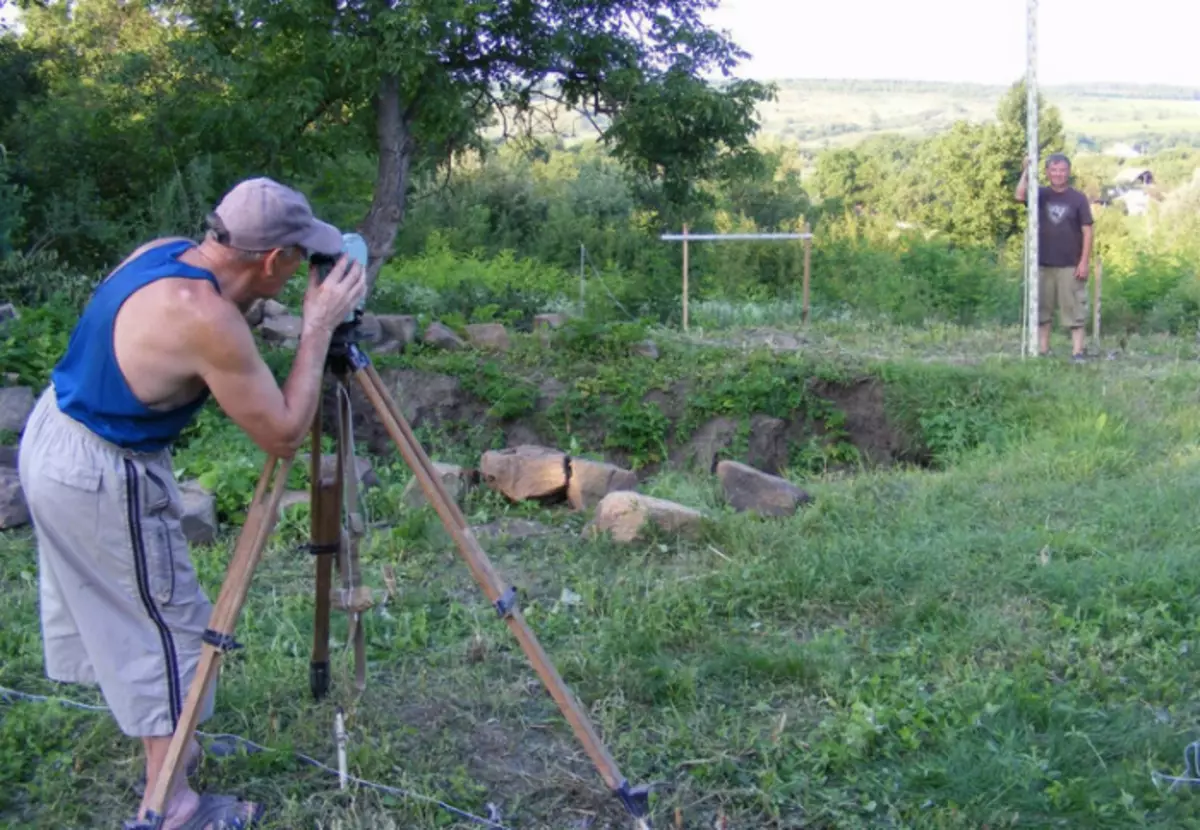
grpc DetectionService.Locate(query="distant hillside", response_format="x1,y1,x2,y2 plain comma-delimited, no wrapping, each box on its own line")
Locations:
755,79,1200,153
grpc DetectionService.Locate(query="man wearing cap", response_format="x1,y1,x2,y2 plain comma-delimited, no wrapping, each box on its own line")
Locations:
17,178,366,828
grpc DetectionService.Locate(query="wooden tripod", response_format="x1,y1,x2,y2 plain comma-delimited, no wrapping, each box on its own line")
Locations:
129,326,654,829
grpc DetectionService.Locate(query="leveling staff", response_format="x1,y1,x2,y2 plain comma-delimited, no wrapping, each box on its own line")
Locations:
17,178,367,829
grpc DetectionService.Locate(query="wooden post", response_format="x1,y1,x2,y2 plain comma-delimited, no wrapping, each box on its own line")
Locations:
802,222,811,326
682,223,689,332
1093,254,1103,347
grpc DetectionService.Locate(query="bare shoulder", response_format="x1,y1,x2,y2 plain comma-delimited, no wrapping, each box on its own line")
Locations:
168,282,258,371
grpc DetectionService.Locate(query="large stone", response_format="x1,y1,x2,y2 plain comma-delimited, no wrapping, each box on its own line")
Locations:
356,312,383,343
298,454,379,490
673,416,738,473
480,445,569,502
261,299,289,319
465,322,510,352
260,314,303,344
0,303,17,327
716,460,811,517
376,315,419,347
567,458,638,511
0,386,34,435
243,299,266,327
584,491,704,544
423,321,466,351
178,480,218,545
747,415,789,475
402,462,471,508
0,466,29,529
278,490,311,512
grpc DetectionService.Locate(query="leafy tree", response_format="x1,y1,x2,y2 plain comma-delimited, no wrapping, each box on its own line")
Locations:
167,0,775,286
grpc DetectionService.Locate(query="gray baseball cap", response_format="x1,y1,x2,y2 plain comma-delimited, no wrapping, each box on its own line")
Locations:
209,177,342,256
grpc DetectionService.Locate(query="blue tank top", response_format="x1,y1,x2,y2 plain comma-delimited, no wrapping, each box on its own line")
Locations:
51,240,221,453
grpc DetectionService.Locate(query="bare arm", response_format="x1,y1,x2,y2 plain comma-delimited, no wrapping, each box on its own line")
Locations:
188,258,366,458
192,305,335,458
1077,224,1094,278
1015,161,1030,203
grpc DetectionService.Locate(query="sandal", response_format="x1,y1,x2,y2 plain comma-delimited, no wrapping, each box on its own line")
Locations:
171,793,265,829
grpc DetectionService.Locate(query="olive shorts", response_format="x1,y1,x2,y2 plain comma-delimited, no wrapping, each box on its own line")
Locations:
17,385,215,737
1038,265,1088,329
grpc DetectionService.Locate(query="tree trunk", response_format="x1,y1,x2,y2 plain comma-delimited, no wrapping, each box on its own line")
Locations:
357,73,414,292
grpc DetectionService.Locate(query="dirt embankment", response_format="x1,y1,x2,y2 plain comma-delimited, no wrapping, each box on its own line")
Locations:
324,367,930,478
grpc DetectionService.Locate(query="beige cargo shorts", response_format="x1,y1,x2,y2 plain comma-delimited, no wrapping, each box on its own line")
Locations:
17,385,215,737
1038,265,1088,329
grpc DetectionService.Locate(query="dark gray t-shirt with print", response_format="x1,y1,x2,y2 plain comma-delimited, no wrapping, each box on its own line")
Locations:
1038,185,1093,268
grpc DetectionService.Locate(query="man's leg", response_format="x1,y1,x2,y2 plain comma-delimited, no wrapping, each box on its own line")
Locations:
18,388,259,828
1037,266,1054,354
1059,267,1089,358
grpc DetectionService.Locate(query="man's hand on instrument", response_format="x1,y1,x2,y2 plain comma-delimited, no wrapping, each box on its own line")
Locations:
303,255,367,335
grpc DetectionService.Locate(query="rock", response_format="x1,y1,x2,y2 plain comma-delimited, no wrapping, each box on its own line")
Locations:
388,370,485,429
423,321,467,351
376,315,419,347
747,415,789,475
480,445,569,502
674,416,738,473
402,462,470,508
567,458,638,510
584,491,704,543
533,313,567,330
297,454,379,489
243,299,266,327
356,312,383,343
716,460,811,517
322,368,492,460
0,303,17,326
278,490,310,512
0,467,29,529
632,340,659,360
0,386,35,435
465,322,510,351
0,445,17,468
261,299,289,319
178,480,217,545
260,314,303,343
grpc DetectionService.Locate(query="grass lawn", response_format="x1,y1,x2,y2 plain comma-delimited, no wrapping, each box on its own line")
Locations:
5,319,1200,829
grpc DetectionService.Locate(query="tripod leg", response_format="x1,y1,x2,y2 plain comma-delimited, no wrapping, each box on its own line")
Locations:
349,363,652,827
131,455,294,830
309,409,337,700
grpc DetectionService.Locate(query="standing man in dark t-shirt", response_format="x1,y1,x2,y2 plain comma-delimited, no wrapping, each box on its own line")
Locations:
1015,153,1094,360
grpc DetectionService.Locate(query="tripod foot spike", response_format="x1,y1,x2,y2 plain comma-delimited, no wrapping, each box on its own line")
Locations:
616,780,654,828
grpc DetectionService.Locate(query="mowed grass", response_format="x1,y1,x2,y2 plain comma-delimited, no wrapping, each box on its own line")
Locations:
6,325,1200,829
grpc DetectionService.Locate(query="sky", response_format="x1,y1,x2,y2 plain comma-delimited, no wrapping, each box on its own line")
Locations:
2,0,1197,88
702,0,1200,87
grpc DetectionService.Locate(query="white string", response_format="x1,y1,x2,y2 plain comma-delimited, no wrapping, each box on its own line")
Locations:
1152,740,1200,793
0,684,514,830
